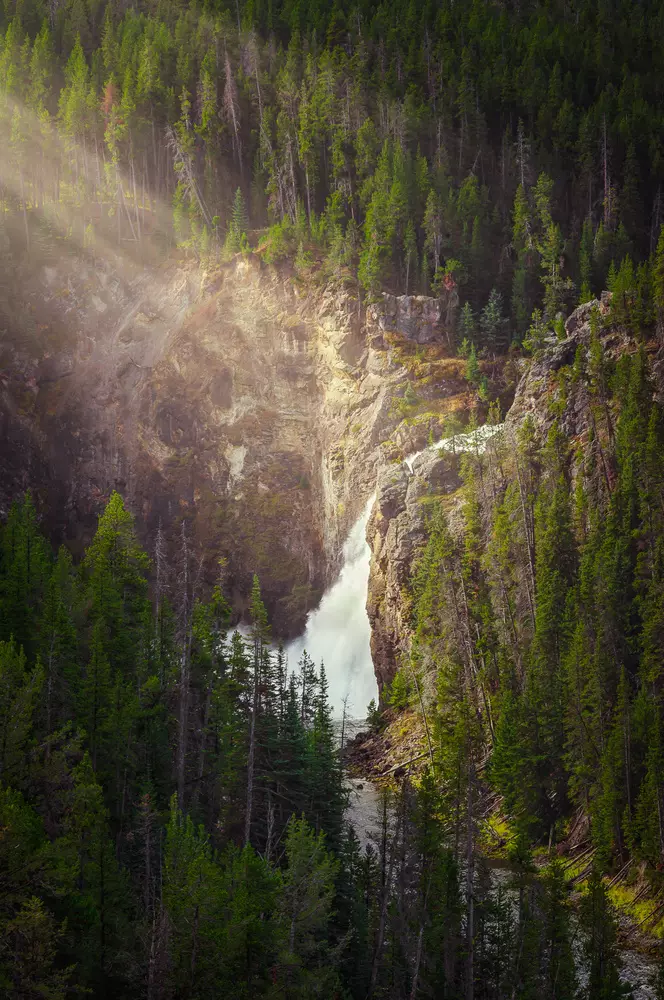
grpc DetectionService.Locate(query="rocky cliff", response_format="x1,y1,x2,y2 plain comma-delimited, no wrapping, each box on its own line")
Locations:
0,250,468,634
364,296,664,696
366,450,461,691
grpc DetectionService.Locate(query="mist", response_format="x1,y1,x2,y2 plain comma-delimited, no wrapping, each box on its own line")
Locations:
286,495,378,720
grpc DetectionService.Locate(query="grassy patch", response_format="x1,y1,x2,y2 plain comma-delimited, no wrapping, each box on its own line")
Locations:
609,882,664,938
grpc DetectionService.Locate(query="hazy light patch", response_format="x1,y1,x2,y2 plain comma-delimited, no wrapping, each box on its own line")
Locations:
0,91,172,266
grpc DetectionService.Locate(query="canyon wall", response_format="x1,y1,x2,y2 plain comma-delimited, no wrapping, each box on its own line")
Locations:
0,251,467,634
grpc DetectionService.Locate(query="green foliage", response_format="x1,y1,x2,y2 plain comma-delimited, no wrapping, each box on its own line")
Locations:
480,288,505,354
0,897,73,999
225,187,249,255
2,0,664,325
412,340,664,886
465,342,481,386
3,0,664,987
523,308,548,353
366,697,383,731
1,345,661,995
387,668,411,709
580,871,632,1000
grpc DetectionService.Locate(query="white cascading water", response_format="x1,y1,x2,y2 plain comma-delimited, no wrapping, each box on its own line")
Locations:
286,494,378,718
286,422,504,718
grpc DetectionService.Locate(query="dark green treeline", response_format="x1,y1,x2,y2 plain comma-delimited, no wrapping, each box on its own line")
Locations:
404,310,664,880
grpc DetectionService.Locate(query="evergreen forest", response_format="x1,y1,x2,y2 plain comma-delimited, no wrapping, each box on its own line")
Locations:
3,0,664,996
2,0,664,338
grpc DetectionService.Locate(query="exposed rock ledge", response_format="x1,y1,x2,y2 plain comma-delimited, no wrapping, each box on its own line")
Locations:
366,449,460,692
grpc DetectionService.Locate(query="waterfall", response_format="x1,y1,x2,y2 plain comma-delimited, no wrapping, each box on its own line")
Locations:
286,494,377,719
404,421,503,470
285,422,504,719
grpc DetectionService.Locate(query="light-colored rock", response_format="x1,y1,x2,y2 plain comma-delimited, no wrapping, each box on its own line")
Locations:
366,453,460,692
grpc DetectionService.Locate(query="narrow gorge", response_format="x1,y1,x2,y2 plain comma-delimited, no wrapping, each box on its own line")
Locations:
1,249,476,703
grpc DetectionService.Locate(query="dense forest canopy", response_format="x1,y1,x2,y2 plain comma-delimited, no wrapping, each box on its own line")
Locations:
2,0,664,344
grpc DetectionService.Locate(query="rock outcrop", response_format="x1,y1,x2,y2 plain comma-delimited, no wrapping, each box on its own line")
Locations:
363,294,663,695
366,287,457,345
366,449,460,692
0,252,467,634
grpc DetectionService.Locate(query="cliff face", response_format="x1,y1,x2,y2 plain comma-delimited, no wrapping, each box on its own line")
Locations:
363,296,662,695
0,253,467,633
366,450,460,691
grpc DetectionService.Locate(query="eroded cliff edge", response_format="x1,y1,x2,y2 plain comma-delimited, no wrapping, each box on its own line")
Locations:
0,252,467,633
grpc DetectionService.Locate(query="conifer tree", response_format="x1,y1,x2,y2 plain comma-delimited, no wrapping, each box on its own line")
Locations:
465,342,481,386
245,575,269,847
277,815,339,993
653,225,664,342
580,871,632,1000
480,288,505,355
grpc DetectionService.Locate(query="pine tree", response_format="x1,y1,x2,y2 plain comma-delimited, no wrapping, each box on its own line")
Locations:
465,342,481,386
579,216,595,303
226,187,249,254
580,871,633,1000
245,575,270,847
403,219,418,294
458,302,475,351
2,897,73,999
652,225,664,342
0,493,51,659
541,860,577,1000
480,288,505,355
276,815,339,992
61,753,128,988
0,639,43,786
163,795,223,995
82,492,150,681
38,546,78,736
308,663,344,849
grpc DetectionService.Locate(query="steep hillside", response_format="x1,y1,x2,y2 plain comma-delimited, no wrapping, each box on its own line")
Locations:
366,295,664,693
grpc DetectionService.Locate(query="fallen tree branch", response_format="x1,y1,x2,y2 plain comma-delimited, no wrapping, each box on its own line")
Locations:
381,751,429,776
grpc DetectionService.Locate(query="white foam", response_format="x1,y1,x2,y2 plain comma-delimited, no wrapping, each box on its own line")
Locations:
286,494,377,718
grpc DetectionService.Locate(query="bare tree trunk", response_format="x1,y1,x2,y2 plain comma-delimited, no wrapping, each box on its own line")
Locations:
265,791,274,862
244,661,259,847
177,522,190,807
369,795,399,999
465,762,475,1000
224,51,243,177
191,682,212,810
512,449,537,625
410,876,431,1000
46,633,55,751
